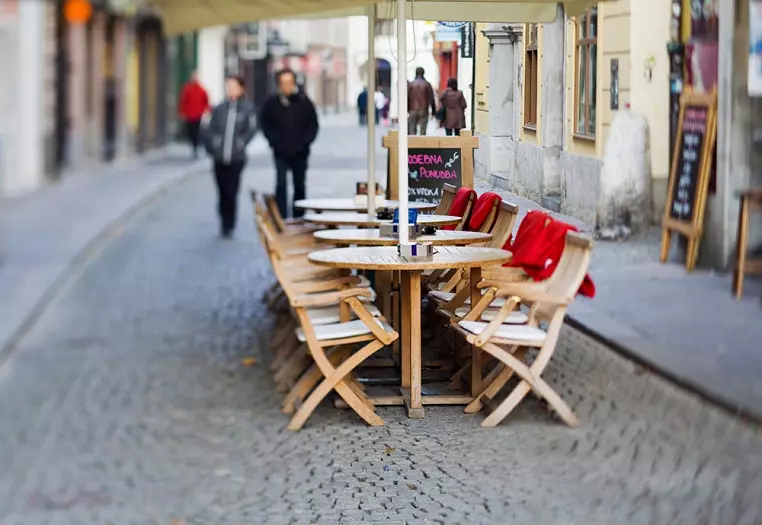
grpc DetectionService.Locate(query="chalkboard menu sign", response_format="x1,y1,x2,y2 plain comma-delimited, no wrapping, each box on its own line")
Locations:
383,131,478,204
669,105,707,221
661,89,717,272
406,148,462,204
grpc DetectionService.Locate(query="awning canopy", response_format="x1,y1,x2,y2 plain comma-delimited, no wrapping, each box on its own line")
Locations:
152,0,601,36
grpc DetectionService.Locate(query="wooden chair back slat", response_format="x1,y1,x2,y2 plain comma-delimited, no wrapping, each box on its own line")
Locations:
264,194,288,232
454,192,476,231
435,183,458,215
486,201,519,248
532,232,593,322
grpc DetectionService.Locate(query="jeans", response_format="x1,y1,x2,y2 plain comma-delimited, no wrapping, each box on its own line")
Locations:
445,128,461,136
274,154,308,219
213,161,244,233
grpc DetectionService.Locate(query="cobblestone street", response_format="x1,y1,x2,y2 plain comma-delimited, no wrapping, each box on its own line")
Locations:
1,122,762,524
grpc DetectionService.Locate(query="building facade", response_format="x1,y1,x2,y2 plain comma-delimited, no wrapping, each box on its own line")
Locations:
475,0,762,270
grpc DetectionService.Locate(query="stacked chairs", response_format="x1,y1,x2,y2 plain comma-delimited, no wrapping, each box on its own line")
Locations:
448,231,594,427
254,196,399,430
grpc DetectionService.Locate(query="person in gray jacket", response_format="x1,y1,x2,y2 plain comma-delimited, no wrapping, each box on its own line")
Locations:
202,75,257,238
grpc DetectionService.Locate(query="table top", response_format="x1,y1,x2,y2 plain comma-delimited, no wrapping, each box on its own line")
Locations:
308,246,512,271
295,198,438,212
304,212,461,228
314,228,492,247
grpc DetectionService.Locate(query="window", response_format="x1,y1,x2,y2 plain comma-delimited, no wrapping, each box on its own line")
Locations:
524,24,539,128
575,7,597,137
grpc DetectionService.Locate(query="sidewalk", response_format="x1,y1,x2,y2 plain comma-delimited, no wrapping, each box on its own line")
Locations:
477,179,762,420
0,143,210,359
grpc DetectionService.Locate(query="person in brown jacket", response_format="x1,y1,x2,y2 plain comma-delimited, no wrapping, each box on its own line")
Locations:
438,77,467,136
407,67,436,135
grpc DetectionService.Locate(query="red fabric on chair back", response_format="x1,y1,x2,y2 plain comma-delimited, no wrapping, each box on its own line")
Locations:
442,188,476,230
505,210,596,297
467,192,502,231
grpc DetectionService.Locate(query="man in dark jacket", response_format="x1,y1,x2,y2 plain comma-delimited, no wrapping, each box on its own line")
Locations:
202,75,257,238
259,68,319,218
407,67,436,135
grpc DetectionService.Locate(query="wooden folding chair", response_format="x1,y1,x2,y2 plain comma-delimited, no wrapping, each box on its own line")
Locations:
450,232,594,427
434,183,458,215
257,215,383,394
264,193,322,235
427,200,520,296
257,217,398,430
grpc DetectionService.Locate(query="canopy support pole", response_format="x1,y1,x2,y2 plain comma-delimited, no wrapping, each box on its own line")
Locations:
367,5,377,217
396,0,409,245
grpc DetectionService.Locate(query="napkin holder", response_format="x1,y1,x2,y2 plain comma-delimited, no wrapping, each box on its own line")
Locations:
379,223,421,238
398,242,435,261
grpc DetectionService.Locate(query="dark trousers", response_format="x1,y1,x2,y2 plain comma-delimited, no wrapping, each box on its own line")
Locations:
275,154,308,219
213,161,245,233
186,119,202,155
359,110,367,126
445,128,461,136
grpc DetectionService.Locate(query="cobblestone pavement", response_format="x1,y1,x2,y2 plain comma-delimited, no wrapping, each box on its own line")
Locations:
1,123,762,524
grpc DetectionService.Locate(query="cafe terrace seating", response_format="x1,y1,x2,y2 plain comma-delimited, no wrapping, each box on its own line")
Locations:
252,186,594,430
255,201,397,430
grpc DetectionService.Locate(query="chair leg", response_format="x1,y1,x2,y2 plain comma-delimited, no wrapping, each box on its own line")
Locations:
464,363,512,414
478,342,578,428
275,346,311,393
282,347,351,414
288,340,385,431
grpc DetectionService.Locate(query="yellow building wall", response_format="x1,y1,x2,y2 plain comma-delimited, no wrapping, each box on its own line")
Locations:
126,41,140,135
473,22,490,134
630,0,672,181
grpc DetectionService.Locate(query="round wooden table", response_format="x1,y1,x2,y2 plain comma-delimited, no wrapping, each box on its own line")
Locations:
313,228,492,246
304,212,461,228
308,246,511,418
295,198,438,212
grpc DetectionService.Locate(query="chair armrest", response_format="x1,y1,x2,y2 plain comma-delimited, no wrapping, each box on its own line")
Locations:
472,296,523,347
292,276,361,293
494,285,569,306
291,287,372,308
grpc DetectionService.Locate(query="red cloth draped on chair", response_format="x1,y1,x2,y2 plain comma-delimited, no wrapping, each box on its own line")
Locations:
505,210,595,297
442,188,477,230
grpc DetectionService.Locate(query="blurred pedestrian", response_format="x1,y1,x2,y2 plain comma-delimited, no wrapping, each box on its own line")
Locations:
357,88,368,126
439,77,467,136
374,87,386,125
407,67,435,135
201,75,257,239
260,68,319,219
178,71,209,158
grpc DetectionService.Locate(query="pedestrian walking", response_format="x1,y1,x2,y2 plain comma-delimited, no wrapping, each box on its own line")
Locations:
374,87,386,125
201,75,257,239
407,67,436,135
178,71,209,158
438,77,467,136
357,88,368,126
260,68,320,219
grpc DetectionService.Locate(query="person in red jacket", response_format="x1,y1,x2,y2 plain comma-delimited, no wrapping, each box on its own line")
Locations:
178,71,209,158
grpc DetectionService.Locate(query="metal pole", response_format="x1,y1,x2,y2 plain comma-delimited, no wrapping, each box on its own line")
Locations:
397,1,409,245
470,23,477,132
367,6,377,217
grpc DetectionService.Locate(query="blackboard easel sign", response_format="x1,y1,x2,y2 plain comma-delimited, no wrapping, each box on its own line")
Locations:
660,88,718,272
382,130,478,204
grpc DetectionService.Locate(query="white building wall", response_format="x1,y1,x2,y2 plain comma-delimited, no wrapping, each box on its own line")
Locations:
0,0,46,197
198,26,226,105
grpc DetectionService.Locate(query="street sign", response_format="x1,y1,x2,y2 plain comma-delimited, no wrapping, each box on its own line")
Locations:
460,23,474,58
435,22,462,43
